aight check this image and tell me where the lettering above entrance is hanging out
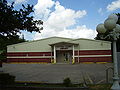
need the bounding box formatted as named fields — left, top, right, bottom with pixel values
left=56, top=46, right=72, bottom=50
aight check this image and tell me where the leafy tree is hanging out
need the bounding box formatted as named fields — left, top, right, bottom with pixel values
left=116, top=13, right=120, bottom=52
left=0, top=35, right=26, bottom=62
left=0, top=0, right=43, bottom=37
left=0, top=0, right=43, bottom=61
left=95, top=13, right=120, bottom=52
left=116, top=13, right=120, bottom=25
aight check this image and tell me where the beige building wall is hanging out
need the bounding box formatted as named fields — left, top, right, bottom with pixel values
left=7, top=37, right=112, bottom=63
left=7, top=37, right=111, bottom=53
left=7, top=37, right=72, bottom=52
left=70, top=38, right=111, bottom=50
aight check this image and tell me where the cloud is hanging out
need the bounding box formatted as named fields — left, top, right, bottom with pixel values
left=33, top=0, right=96, bottom=40
left=45, top=1, right=87, bottom=31
left=14, top=0, right=27, bottom=5
left=98, top=8, right=104, bottom=15
left=34, top=0, right=55, bottom=19
left=34, top=25, right=97, bottom=40
left=98, top=8, right=102, bottom=14
left=107, top=0, right=120, bottom=11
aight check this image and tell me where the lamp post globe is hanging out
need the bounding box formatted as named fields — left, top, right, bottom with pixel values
left=96, top=14, right=120, bottom=90
left=96, top=24, right=106, bottom=34
left=104, top=19, right=116, bottom=31
left=108, top=14, right=118, bottom=22
left=115, top=24, right=120, bottom=33
left=105, top=15, right=120, bottom=90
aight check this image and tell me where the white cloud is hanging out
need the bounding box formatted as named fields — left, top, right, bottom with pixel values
left=14, top=0, right=27, bottom=5
left=33, top=0, right=96, bottom=40
left=34, top=25, right=97, bottom=40
left=34, top=0, right=55, bottom=19
left=107, top=0, right=120, bottom=11
left=98, top=8, right=102, bottom=13
left=98, top=8, right=104, bottom=15
left=46, top=1, right=87, bottom=31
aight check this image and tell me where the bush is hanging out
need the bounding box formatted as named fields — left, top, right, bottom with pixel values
left=0, top=73, right=15, bottom=87
left=63, top=77, right=72, bottom=87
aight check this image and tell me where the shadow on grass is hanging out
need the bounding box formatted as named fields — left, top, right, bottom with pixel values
left=0, top=83, right=112, bottom=90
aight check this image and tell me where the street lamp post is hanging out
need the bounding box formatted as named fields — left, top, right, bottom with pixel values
left=96, top=14, right=120, bottom=90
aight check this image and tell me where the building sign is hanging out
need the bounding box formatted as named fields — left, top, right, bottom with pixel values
left=56, top=46, right=72, bottom=50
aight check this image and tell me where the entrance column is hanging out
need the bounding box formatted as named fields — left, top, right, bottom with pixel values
left=53, top=45, right=56, bottom=63
left=72, top=45, right=75, bottom=64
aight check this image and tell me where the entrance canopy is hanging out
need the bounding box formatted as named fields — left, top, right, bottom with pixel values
left=49, top=42, right=78, bottom=64
left=49, top=42, right=78, bottom=51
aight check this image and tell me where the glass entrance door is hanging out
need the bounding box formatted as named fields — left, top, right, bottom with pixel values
left=64, top=52, right=70, bottom=62
left=56, top=50, right=72, bottom=63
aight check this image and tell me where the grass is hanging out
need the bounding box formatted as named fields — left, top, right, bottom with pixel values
left=15, top=83, right=82, bottom=87
left=15, top=83, right=64, bottom=87
left=88, top=84, right=112, bottom=90
left=14, top=82, right=112, bottom=90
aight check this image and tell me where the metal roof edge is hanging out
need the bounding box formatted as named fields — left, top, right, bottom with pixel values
left=7, top=36, right=73, bottom=47
left=7, top=37, right=111, bottom=47
left=69, top=38, right=111, bottom=43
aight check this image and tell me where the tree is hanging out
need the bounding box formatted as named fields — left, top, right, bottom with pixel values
left=95, top=13, right=120, bottom=52
left=0, top=35, right=26, bottom=62
left=0, top=0, right=43, bottom=61
left=0, top=0, right=43, bottom=37
left=116, top=13, right=120, bottom=52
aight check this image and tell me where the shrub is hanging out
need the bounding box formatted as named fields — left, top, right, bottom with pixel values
left=0, top=73, right=15, bottom=87
left=63, top=77, right=72, bottom=87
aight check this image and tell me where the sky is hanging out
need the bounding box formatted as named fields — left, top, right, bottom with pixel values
left=8, top=0, right=120, bottom=40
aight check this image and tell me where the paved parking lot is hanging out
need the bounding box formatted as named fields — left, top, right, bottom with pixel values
left=2, top=63, right=113, bottom=84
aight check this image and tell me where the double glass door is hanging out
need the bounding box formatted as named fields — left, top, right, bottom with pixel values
left=56, top=51, right=72, bottom=63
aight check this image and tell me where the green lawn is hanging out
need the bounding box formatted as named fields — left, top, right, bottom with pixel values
left=14, top=83, right=112, bottom=90
left=88, top=84, right=112, bottom=90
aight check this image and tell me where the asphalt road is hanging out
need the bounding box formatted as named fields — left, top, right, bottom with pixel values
left=2, top=63, right=113, bottom=84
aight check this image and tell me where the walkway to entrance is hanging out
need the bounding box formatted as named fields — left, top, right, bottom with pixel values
left=3, top=63, right=113, bottom=84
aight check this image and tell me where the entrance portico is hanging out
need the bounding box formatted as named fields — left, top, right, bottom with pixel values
left=49, top=42, right=78, bottom=64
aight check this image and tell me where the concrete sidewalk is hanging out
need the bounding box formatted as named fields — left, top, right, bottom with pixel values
left=2, top=63, right=113, bottom=84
